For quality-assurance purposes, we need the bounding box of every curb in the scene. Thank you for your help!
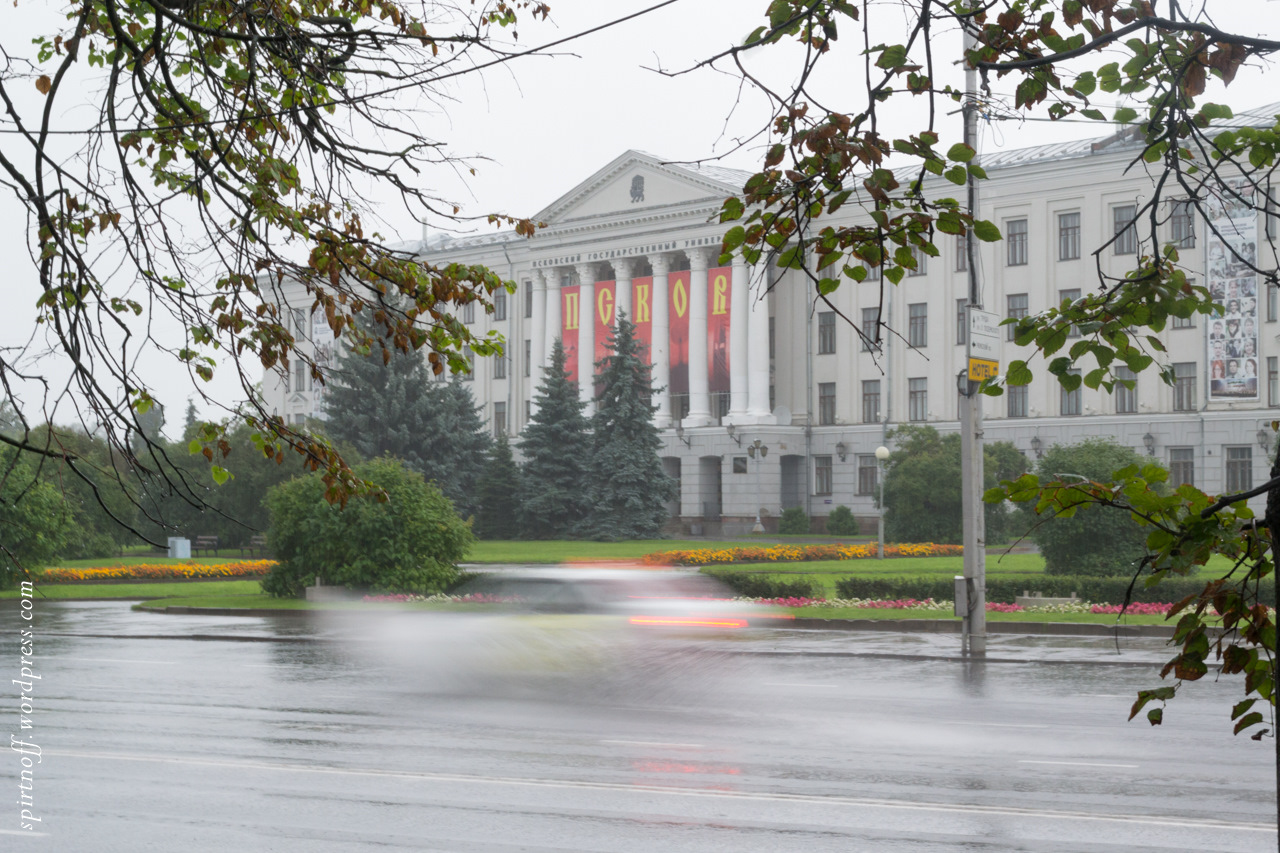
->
[141,605,1177,638]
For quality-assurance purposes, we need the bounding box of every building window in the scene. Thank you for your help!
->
[1007,382,1028,418]
[493,402,507,437]
[1171,201,1196,248]
[908,245,927,276]
[1113,204,1138,255]
[733,456,748,474]
[863,263,881,281]
[1006,218,1028,266]
[955,233,968,272]
[1058,212,1081,261]
[956,299,967,346]
[818,311,836,354]
[462,301,476,324]
[1270,356,1279,406]
[908,378,927,422]
[524,281,533,318]
[1060,370,1081,416]
[461,345,474,380]
[818,382,836,425]
[908,303,928,348]
[1226,446,1253,493]
[857,455,878,495]
[1007,293,1028,342]
[861,307,880,351]
[1059,289,1081,337]
[524,339,532,377]
[494,288,507,322]
[814,455,833,496]
[1114,366,1136,414]
[672,393,690,420]
[862,380,881,424]
[1169,447,1194,487]
[1173,362,1196,411]
[1269,285,1278,323]
[494,353,507,380]
[1268,184,1278,241]
[293,359,306,394]
[769,316,776,360]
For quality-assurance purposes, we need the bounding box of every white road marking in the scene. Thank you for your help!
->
[1019,760,1138,768]
[49,749,1270,832]
[55,657,177,665]
[601,740,705,749]
[0,829,49,836]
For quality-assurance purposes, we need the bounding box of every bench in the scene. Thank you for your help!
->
[193,535,220,557]
[240,534,269,558]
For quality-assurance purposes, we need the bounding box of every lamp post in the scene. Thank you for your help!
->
[875,445,890,559]
[748,438,769,533]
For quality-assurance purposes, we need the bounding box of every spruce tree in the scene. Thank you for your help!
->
[583,312,676,540]
[474,432,522,539]
[518,339,592,539]
[323,332,491,518]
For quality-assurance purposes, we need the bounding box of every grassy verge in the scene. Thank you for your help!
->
[48,555,259,569]
[0,580,262,600]
[784,606,1171,625]
[466,539,760,563]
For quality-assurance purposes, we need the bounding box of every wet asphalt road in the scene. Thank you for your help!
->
[2,601,1276,852]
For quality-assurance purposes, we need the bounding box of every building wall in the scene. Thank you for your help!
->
[263,146,1277,529]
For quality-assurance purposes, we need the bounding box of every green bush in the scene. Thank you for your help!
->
[779,507,810,534]
[832,574,1258,606]
[262,456,474,598]
[825,505,859,536]
[704,570,816,599]
[882,425,1027,544]
[1026,438,1156,576]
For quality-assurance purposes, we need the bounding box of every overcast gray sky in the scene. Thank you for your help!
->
[4,0,1279,438]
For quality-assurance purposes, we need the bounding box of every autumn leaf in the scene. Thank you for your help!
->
[35,75,51,95]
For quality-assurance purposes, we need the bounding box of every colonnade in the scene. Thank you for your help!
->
[529,249,772,426]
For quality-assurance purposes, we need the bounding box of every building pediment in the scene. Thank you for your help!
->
[535,151,748,226]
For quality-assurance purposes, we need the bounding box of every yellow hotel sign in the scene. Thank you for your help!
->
[968,357,999,381]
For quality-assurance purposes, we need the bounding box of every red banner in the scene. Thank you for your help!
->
[668,271,691,395]
[593,280,616,370]
[561,285,580,383]
[631,276,654,365]
[708,266,732,393]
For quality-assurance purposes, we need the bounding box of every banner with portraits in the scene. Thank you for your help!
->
[1207,178,1259,400]
[310,309,334,415]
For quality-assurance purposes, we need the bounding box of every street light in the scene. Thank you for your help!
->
[674,423,692,448]
[1143,432,1155,456]
[747,438,769,533]
[726,423,742,446]
[875,445,890,559]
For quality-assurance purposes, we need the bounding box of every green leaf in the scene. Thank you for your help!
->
[1006,360,1033,387]
[946,143,975,163]
[211,465,231,486]
[188,440,202,455]
[1113,106,1138,124]
[1146,708,1163,726]
[944,166,967,185]
[972,220,1002,242]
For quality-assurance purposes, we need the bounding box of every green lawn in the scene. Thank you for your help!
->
[50,555,265,569]
[786,606,1172,625]
[0,580,262,600]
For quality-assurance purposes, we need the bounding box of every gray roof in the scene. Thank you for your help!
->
[980,101,1280,170]
[415,102,1280,254]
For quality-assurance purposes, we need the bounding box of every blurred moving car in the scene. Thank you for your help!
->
[434,567,773,697]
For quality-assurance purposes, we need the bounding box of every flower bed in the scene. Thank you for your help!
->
[38,560,276,583]
[642,543,963,567]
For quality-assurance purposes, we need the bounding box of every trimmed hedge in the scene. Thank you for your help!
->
[705,570,816,600]
[834,574,1275,606]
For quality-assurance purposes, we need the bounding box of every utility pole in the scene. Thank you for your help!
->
[960,12,988,658]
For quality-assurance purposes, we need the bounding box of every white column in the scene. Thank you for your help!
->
[651,253,672,426]
[746,263,772,420]
[613,258,633,325]
[544,267,561,367]
[529,271,548,414]
[684,247,713,426]
[576,262,596,416]
[727,257,750,421]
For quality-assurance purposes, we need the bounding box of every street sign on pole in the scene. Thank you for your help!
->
[967,307,1000,381]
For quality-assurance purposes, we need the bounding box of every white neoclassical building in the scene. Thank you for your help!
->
[265,107,1280,534]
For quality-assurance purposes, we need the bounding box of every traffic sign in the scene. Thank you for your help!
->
[968,358,999,381]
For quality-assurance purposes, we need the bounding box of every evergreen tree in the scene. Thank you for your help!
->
[473,432,521,539]
[582,312,676,540]
[518,339,592,539]
[323,331,492,518]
